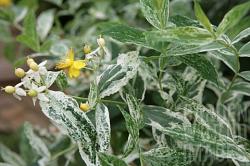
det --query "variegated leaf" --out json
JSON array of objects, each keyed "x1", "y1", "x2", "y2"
[
  {"x1": 39, "y1": 90, "x2": 99, "y2": 166},
  {"x1": 149, "y1": 122, "x2": 250, "y2": 162},
  {"x1": 179, "y1": 96, "x2": 233, "y2": 137},
  {"x1": 98, "y1": 153, "x2": 127, "y2": 166},
  {"x1": 96, "y1": 103, "x2": 111, "y2": 152},
  {"x1": 88, "y1": 82, "x2": 98, "y2": 108},
  {"x1": 97, "y1": 51, "x2": 140, "y2": 98},
  {"x1": 143, "y1": 147, "x2": 193, "y2": 166},
  {"x1": 118, "y1": 106, "x2": 139, "y2": 157},
  {"x1": 23, "y1": 122, "x2": 51, "y2": 166}
]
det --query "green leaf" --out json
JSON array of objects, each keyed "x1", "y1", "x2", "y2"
[
  {"x1": 3, "y1": 43, "x2": 16, "y2": 63},
  {"x1": 45, "y1": 0, "x2": 63, "y2": 6},
  {"x1": 210, "y1": 50, "x2": 239, "y2": 73},
  {"x1": 16, "y1": 10, "x2": 40, "y2": 51},
  {"x1": 239, "y1": 71, "x2": 250, "y2": 82},
  {"x1": 231, "y1": 81, "x2": 250, "y2": 96},
  {"x1": 140, "y1": 0, "x2": 169, "y2": 29},
  {"x1": 143, "y1": 105, "x2": 190, "y2": 128},
  {"x1": 0, "y1": 21, "x2": 12, "y2": 42},
  {"x1": 0, "y1": 143, "x2": 26, "y2": 166},
  {"x1": 88, "y1": 82, "x2": 98, "y2": 108},
  {"x1": 232, "y1": 27, "x2": 250, "y2": 44},
  {"x1": 179, "y1": 97, "x2": 233, "y2": 137},
  {"x1": 96, "y1": 104, "x2": 111, "y2": 152},
  {"x1": 145, "y1": 27, "x2": 213, "y2": 45},
  {"x1": 100, "y1": 23, "x2": 170, "y2": 51},
  {"x1": 97, "y1": 51, "x2": 140, "y2": 98},
  {"x1": 167, "y1": 41, "x2": 224, "y2": 56},
  {"x1": 194, "y1": 1, "x2": 213, "y2": 34},
  {"x1": 143, "y1": 147, "x2": 193, "y2": 166},
  {"x1": 39, "y1": 90, "x2": 98, "y2": 166},
  {"x1": 0, "y1": 163, "x2": 13, "y2": 166},
  {"x1": 56, "y1": 71, "x2": 68, "y2": 91},
  {"x1": 44, "y1": 71, "x2": 60, "y2": 88},
  {"x1": 100, "y1": 23, "x2": 146, "y2": 46},
  {"x1": 98, "y1": 153, "x2": 127, "y2": 166},
  {"x1": 239, "y1": 41, "x2": 250, "y2": 57},
  {"x1": 169, "y1": 15, "x2": 200, "y2": 27},
  {"x1": 149, "y1": 122, "x2": 250, "y2": 162},
  {"x1": 37, "y1": 9, "x2": 55, "y2": 41},
  {"x1": 118, "y1": 107, "x2": 139, "y2": 157},
  {"x1": 217, "y1": 1, "x2": 250, "y2": 35},
  {"x1": 50, "y1": 40, "x2": 69, "y2": 56},
  {"x1": 176, "y1": 54, "x2": 218, "y2": 84},
  {"x1": 22, "y1": 122, "x2": 51, "y2": 165},
  {"x1": 125, "y1": 94, "x2": 144, "y2": 128}
]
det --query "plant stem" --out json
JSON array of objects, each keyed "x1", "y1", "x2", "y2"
[{"x1": 51, "y1": 144, "x2": 77, "y2": 160}]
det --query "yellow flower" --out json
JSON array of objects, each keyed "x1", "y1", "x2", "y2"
[
  {"x1": 56, "y1": 48, "x2": 87, "y2": 78},
  {"x1": 0, "y1": 0, "x2": 11, "y2": 7}
]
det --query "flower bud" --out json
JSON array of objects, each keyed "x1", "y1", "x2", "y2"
[
  {"x1": 29, "y1": 62, "x2": 39, "y2": 71},
  {"x1": 28, "y1": 89, "x2": 38, "y2": 97},
  {"x1": 83, "y1": 44, "x2": 92, "y2": 54},
  {"x1": 80, "y1": 103, "x2": 90, "y2": 112},
  {"x1": 15, "y1": 68, "x2": 26, "y2": 78},
  {"x1": 4, "y1": 86, "x2": 15, "y2": 94},
  {"x1": 97, "y1": 37, "x2": 105, "y2": 47},
  {"x1": 27, "y1": 58, "x2": 35, "y2": 66}
]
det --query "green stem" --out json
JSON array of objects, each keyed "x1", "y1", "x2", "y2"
[
  {"x1": 71, "y1": 96, "x2": 126, "y2": 106},
  {"x1": 217, "y1": 39, "x2": 240, "y2": 102},
  {"x1": 51, "y1": 144, "x2": 77, "y2": 160}
]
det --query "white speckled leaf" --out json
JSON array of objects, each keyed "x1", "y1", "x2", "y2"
[
  {"x1": 143, "y1": 147, "x2": 193, "y2": 166},
  {"x1": 149, "y1": 122, "x2": 250, "y2": 162},
  {"x1": 125, "y1": 94, "x2": 144, "y2": 128},
  {"x1": 140, "y1": 0, "x2": 169, "y2": 29},
  {"x1": 96, "y1": 103, "x2": 111, "y2": 152},
  {"x1": 118, "y1": 106, "x2": 139, "y2": 157},
  {"x1": 145, "y1": 27, "x2": 213, "y2": 45},
  {"x1": 97, "y1": 51, "x2": 140, "y2": 98},
  {"x1": 23, "y1": 122, "x2": 51, "y2": 166},
  {"x1": 179, "y1": 96, "x2": 233, "y2": 137},
  {"x1": 39, "y1": 90, "x2": 99, "y2": 166},
  {"x1": 44, "y1": 71, "x2": 60, "y2": 88}
]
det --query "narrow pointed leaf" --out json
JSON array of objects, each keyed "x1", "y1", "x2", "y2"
[
  {"x1": 217, "y1": 1, "x2": 250, "y2": 35},
  {"x1": 140, "y1": 0, "x2": 169, "y2": 29},
  {"x1": 194, "y1": 1, "x2": 213, "y2": 33}
]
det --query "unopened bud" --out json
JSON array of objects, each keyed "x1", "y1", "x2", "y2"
[
  {"x1": 15, "y1": 68, "x2": 26, "y2": 78},
  {"x1": 28, "y1": 89, "x2": 37, "y2": 97},
  {"x1": 4, "y1": 86, "x2": 15, "y2": 94},
  {"x1": 27, "y1": 58, "x2": 35, "y2": 66},
  {"x1": 29, "y1": 62, "x2": 39, "y2": 71},
  {"x1": 83, "y1": 44, "x2": 92, "y2": 54},
  {"x1": 80, "y1": 103, "x2": 90, "y2": 112}
]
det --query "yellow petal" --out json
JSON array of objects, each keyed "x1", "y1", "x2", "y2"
[
  {"x1": 67, "y1": 48, "x2": 74, "y2": 60},
  {"x1": 68, "y1": 66, "x2": 81, "y2": 78},
  {"x1": 56, "y1": 59, "x2": 73, "y2": 69},
  {"x1": 72, "y1": 60, "x2": 86, "y2": 69}
]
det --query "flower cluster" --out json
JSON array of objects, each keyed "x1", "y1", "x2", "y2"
[
  {"x1": 56, "y1": 36, "x2": 108, "y2": 79},
  {"x1": 2, "y1": 58, "x2": 49, "y2": 105},
  {"x1": 2, "y1": 36, "x2": 107, "y2": 111}
]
